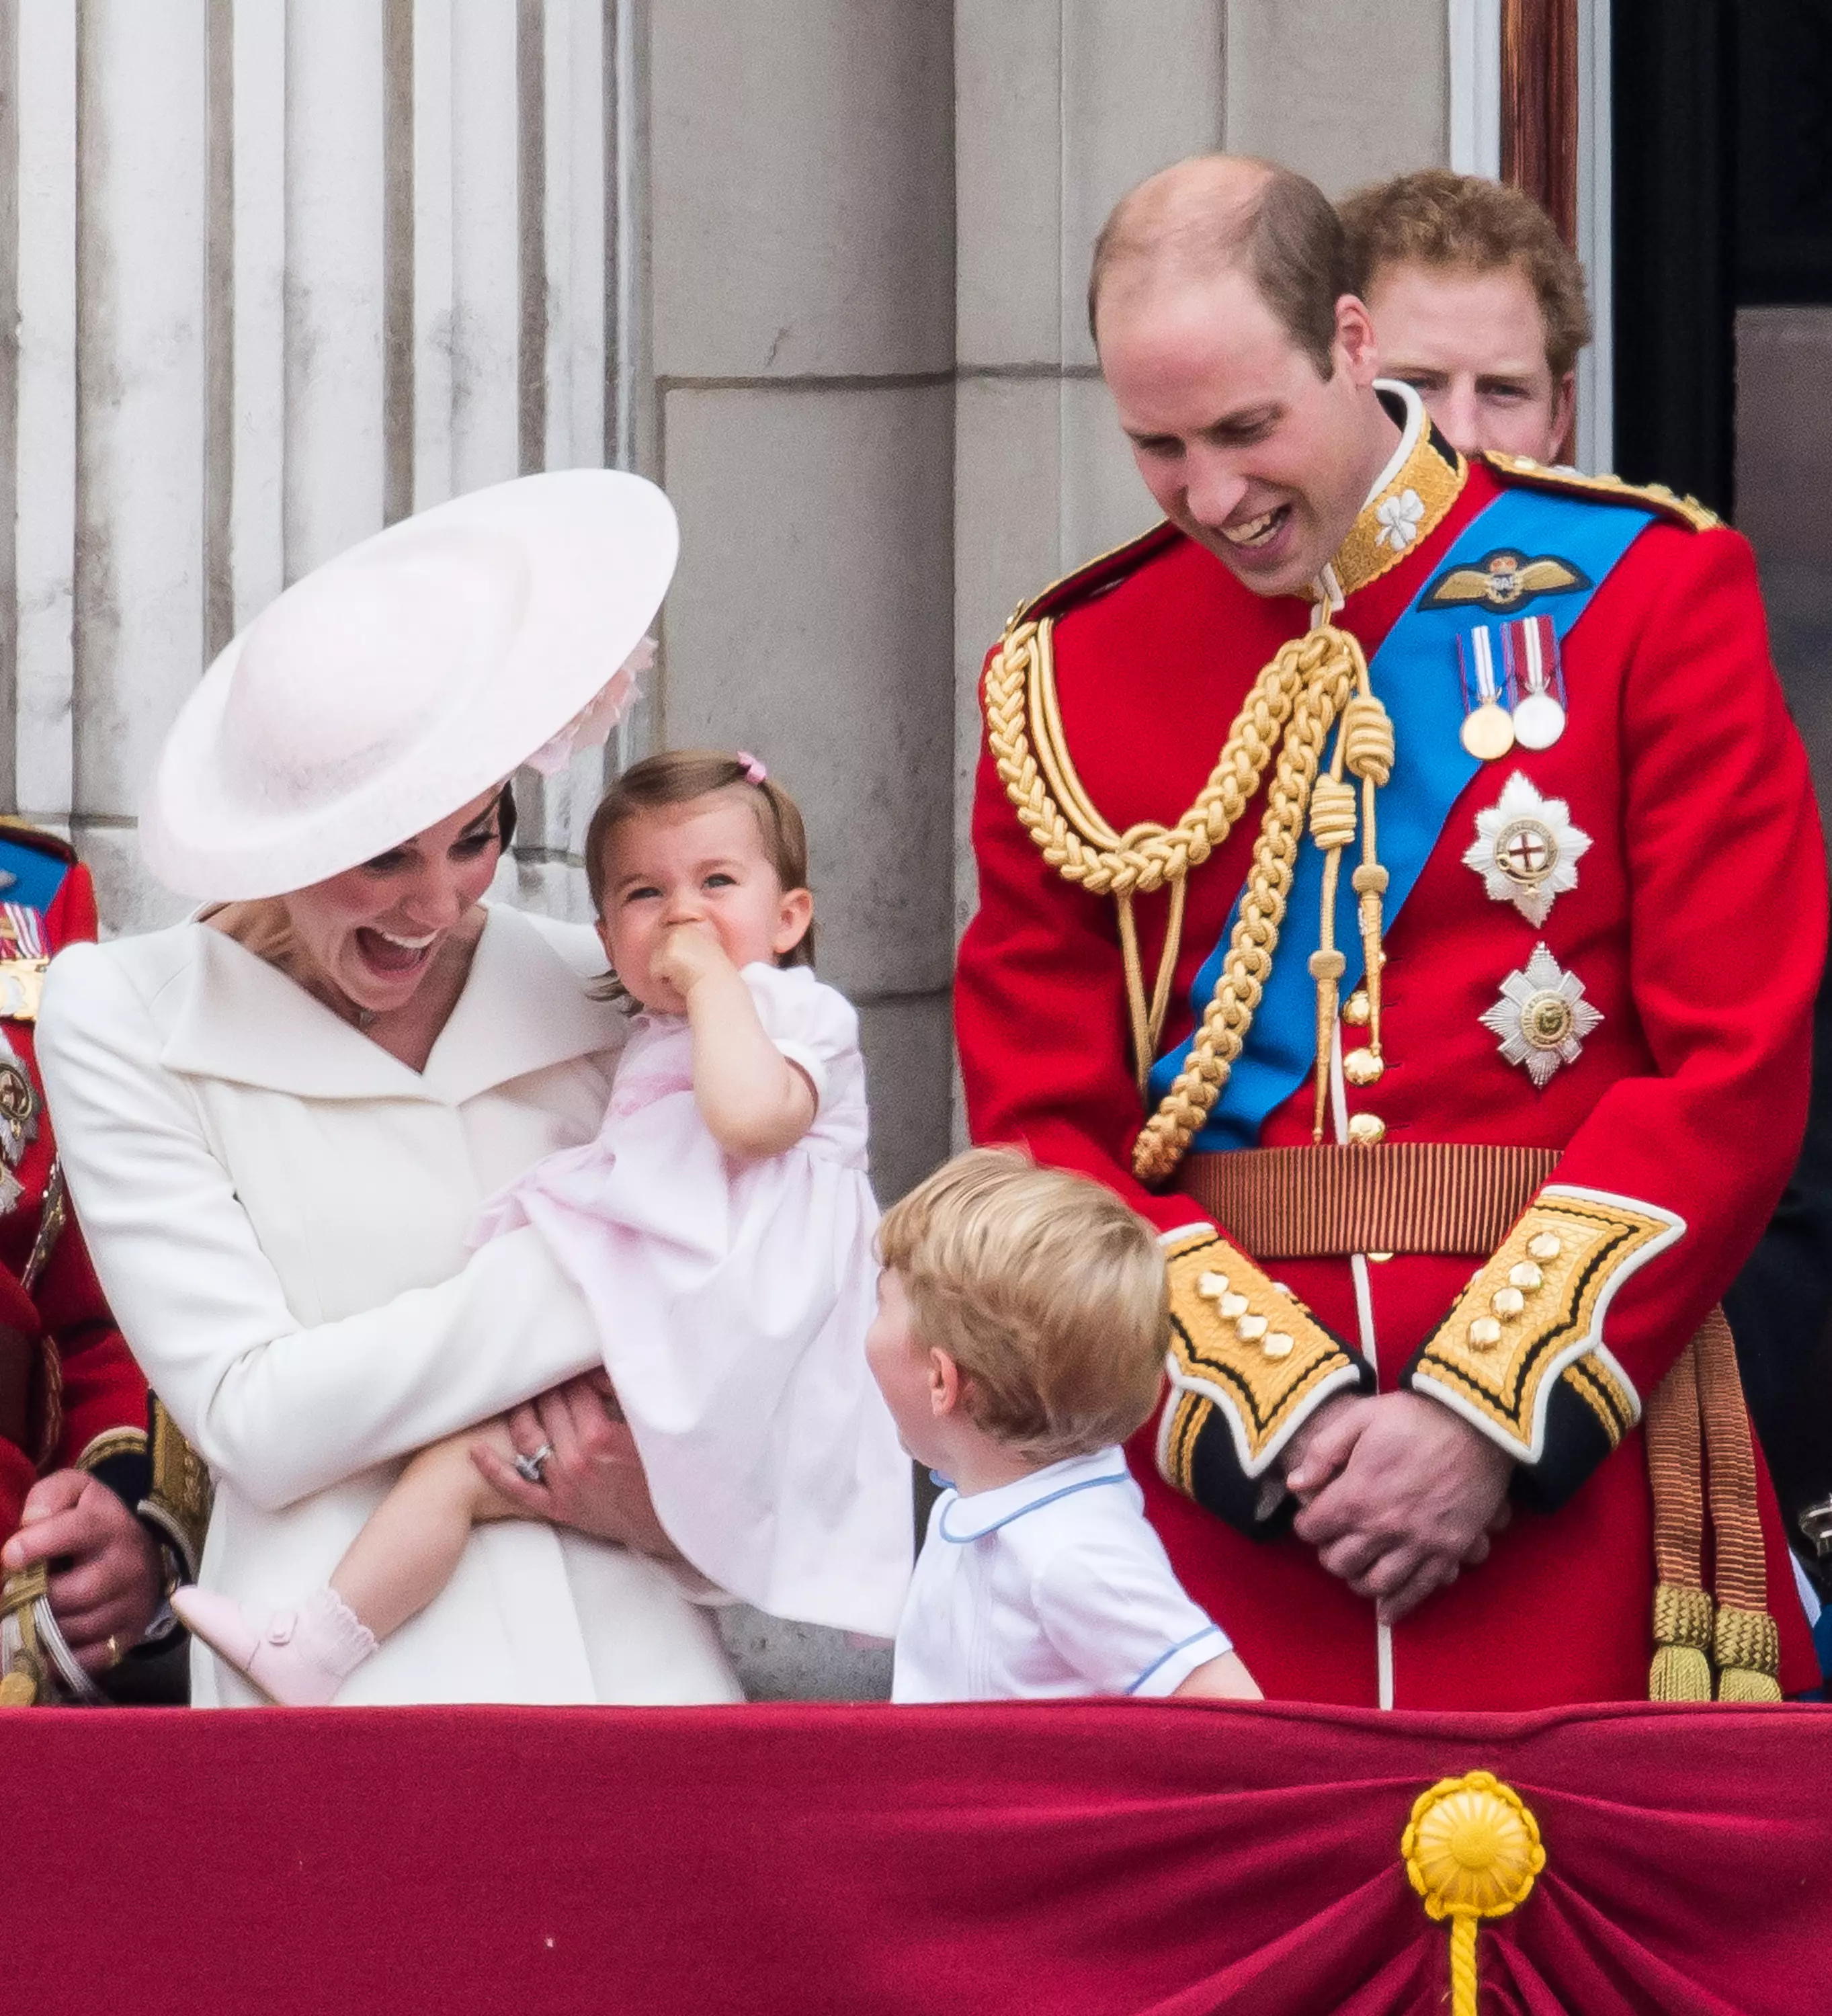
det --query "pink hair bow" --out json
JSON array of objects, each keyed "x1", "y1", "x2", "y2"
[{"x1": 737, "y1": 752, "x2": 767, "y2": 785}]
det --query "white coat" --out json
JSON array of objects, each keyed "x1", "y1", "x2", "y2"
[{"x1": 36, "y1": 904, "x2": 744, "y2": 1707}]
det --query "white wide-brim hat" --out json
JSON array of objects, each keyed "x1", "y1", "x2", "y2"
[{"x1": 140, "y1": 468, "x2": 677, "y2": 900}]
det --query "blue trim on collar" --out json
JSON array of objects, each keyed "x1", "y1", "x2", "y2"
[
  {"x1": 1126, "y1": 1624, "x2": 1224, "y2": 1696},
  {"x1": 937, "y1": 1466, "x2": 1131, "y2": 1542}
]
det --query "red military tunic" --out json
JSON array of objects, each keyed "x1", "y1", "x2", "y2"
[
  {"x1": 0, "y1": 826, "x2": 151, "y2": 1542},
  {"x1": 957, "y1": 404, "x2": 1825, "y2": 1708}
]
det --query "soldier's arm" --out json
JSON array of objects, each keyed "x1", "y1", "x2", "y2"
[{"x1": 1401, "y1": 526, "x2": 1827, "y2": 1509}]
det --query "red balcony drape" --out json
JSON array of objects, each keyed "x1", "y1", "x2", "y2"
[{"x1": 7, "y1": 1697, "x2": 1828, "y2": 2015}]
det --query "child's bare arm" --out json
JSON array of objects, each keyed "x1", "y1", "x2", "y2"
[
  {"x1": 1171, "y1": 1648, "x2": 1261, "y2": 1699},
  {"x1": 655, "y1": 928, "x2": 817, "y2": 1157}
]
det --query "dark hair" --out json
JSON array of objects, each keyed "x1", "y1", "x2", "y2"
[
  {"x1": 585, "y1": 751, "x2": 815, "y2": 999},
  {"x1": 1337, "y1": 169, "x2": 1591, "y2": 378},
  {"x1": 1087, "y1": 159, "x2": 1352, "y2": 378},
  {"x1": 495, "y1": 780, "x2": 518, "y2": 853}
]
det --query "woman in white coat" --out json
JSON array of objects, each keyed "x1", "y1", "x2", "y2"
[{"x1": 36, "y1": 471, "x2": 744, "y2": 1706}]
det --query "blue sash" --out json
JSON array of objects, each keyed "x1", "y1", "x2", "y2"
[{"x1": 1146, "y1": 485, "x2": 1655, "y2": 1151}]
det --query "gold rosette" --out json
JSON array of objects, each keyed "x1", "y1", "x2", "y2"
[{"x1": 1401, "y1": 1771, "x2": 1545, "y2": 2016}]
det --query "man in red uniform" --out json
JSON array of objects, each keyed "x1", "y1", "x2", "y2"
[
  {"x1": 1343, "y1": 168, "x2": 1832, "y2": 1650},
  {"x1": 0, "y1": 823, "x2": 181, "y2": 1693},
  {"x1": 956, "y1": 156, "x2": 1825, "y2": 1708}
]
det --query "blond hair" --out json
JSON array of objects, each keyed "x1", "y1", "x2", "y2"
[
  {"x1": 1338, "y1": 169, "x2": 1591, "y2": 379},
  {"x1": 877, "y1": 1149, "x2": 1169, "y2": 1465}
]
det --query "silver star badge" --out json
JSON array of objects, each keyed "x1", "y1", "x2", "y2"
[
  {"x1": 1462, "y1": 772, "x2": 1591, "y2": 927},
  {"x1": 1480, "y1": 943, "x2": 1603, "y2": 1088}
]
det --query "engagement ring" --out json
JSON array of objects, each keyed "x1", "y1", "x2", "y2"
[{"x1": 514, "y1": 1443, "x2": 555, "y2": 1484}]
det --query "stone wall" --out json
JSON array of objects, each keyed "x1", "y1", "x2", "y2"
[{"x1": 0, "y1": 0, "x2": 1455, "y2": 1209}]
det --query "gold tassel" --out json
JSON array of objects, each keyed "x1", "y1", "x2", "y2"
[
  {"x1": 0, "y1": 1564, "x2": 48, "y2": 1706},
  {"x1": 1713, "y1": 1604, "x2": 1783, "y2": 1703},
  {"x1": 1648, "y1": 1582, "x2": 1714, "y2": 1702}
]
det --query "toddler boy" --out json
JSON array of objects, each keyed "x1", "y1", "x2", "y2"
[{"x1": 868, "y1": 1149, "x2": 1258, "y2": 1703}]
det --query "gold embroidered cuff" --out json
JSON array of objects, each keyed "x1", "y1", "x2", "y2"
[
  {"x1": 75, "y1": 1426, "x2": 148, "y2": 1474},
  {"x1": 139, "y1": 1396, "x2": 212, "y2": 1582},
  {"x1": 1405, "y1": 1184, "x2": 1684, "y2": 1464},
  {"x1": 1162, "y1": 1227, "x2": 1367, "y2": 1480}
]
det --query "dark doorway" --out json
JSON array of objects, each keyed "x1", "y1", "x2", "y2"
[{"x1": 1613, "y1": 0, "x2": 1832, "y2": 824}]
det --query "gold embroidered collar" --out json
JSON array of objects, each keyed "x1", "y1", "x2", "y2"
[{"x1": 1318, "y1": 381, "x2": 1466, "y2": 605}]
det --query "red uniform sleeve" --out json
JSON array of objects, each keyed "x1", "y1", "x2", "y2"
[
  {"x1": 37, "y1": 864, "x2": 149, "y2": 1514},
  {"x1": 1403, "y1": 529, "x2": 1828, "y2": 1506}
]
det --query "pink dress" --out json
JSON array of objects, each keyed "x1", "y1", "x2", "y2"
[{"x1": 474, "y1": 963, "x2": 910, "y2": 1636}]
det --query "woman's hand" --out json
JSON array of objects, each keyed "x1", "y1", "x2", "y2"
[
  {"x1": 470, "y1": 1372, "x2": 683, "y2": 1561},
  {"x1": 1, "y1": 1470, "x2": 163, "y2": 1674}
]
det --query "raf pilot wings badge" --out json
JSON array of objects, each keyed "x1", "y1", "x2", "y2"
[{"x1": 1422, "y1": 546, "x2": 1591, "y2": 614}]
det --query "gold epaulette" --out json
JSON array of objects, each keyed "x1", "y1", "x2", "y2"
[
  {"x1": 1480, "y1": 452, "x2": 1722, "y2": 534},
  {"x1": 0, "y1": 818, "x2": 75, "y2": 866},
  {"x1": 1009, "y1": 520, "x2": 1180, "y2": 630}
]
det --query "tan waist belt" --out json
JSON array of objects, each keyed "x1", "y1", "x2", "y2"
[{"x1": 1175, "y1": 1143, "x2": 1561, "y2": 1259}]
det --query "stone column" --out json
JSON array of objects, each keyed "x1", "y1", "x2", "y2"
[
  {"x1": 0, "y1": 0, "x2": 622, "y2": 931},
  {"x1": 1224, "y1": 1, "x2": 1451, "y2": 196},
  {"x1": 644, "y1": 0, "x2": 957, "y2": 1210},
  {"x1": 952, "y1": 0, "x2": 1227, "y2": 934}
]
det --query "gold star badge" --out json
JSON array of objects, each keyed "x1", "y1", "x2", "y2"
[{"x1": 1480, "y1": 944, "x2": 1602, "y2": 1088}]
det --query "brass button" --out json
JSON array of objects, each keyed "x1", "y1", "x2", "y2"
[
  {"x1": 1343, "y1": 990, "x2": 1372, "y2": 1027},
  {"x1": 1196, "y1": 1270, "x2": 1231, "y2": 1301},
  {"x1": 1492, "y1": 1286, "x2": 1526, "y2": 1318},
  {"x1": 1367, "y1": 1251, "x2": 1395, "y2": 1263},
  {"x1": 1262, "y1": 1333, "x2": 1294, "y2": 1359},
  {"x1": 1346, "y1": 1112, "x2": 1386, "y2": 1145},
  {"x1": 1526, "y1": 1231, "x2": 1563, "y2": 1263},
  {"x1": 1343, "y1": 1046, "x2": 1384, "y2": 1086},
  {"x1": 1508, "y1": 1261, "x2": 1544, "y2": 1292},
  {"x1": 1218, "y1": 1292, "x2": 1249, "y2": 1319},
  {"x1": 1237, "y1": 1312, "x2": 1269, "y2": 1343},
  {"x1": 1468, "y1": 1317, "x2": 1503, "y2": 1351}
]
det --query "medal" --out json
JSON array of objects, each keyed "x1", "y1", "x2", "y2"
[
  {"x1": 1479, "y1": 943, "x2": 1602, "y2": 1088},
  {"x1": 1457, "y1": 626, "x2": 1515, "y2": 761},
  {"x1": 0, "y1": 1025, "x2": 38, "y2": 1207},
  {"x1": 1504, "y1": 614, "x2": 1567, "y2": 749},
  {"x1": 1461, "y1": 772, "x2": 1592, "y2": 927},
  {"x1": 0, "y1": 959, "x2": 48, "y2": 1022}
]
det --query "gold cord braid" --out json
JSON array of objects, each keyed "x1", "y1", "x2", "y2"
[
  {"x1": 1302, "y1": 682, "x2": 1394, "y2": 1142},
  {"x1": 1132, "y1": 630, "x2": 1372, "y2": 1184},
  {"x1": 985, "y1": 614, "x2": 1310, "y2": 1092},
  {"x1": 986, "y1": 612, "x2": 1391, "y2": 1186}
]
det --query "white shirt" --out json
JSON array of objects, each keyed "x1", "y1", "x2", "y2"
[{"x1": 892, "y1": 1449, "x2": 1231, "y2": 1702}]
